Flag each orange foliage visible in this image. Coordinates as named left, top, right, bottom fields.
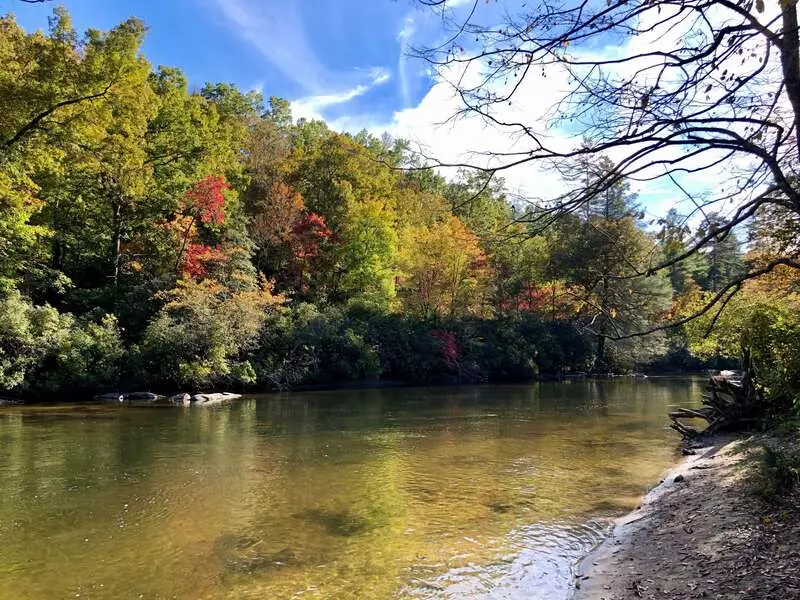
left=249, top=181, right=305, bottom=245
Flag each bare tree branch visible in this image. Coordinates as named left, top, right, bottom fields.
left=413, top=0, right=800, bottom=337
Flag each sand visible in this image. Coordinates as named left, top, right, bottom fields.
left=573, top=436, right=800, bottom=599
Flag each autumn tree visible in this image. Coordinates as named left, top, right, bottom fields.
left=398, top=215, right=490, bottom=318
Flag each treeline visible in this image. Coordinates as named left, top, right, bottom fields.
left=1, top=10, right=784, bottom=398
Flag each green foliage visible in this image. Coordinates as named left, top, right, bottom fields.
left=685, top=287, right=800, bottom=411
left=753, top=440, right=800, bottom=501
left=135, top=279, right=280, bottom=389
left=0, top=291, right=122, bottom=395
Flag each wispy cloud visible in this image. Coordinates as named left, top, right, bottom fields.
left=397, top=15, right=416, bottom=107
left=212, top=0, right=329, bottom=93
left=292, top=68, right=392, bottom=121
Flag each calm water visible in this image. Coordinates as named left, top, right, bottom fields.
left=0, top=379, right=701, bottom=600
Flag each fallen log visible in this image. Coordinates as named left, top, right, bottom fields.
left=668, top=407, right=716, bottom=421
left=670, top=349, right=764, bottom=439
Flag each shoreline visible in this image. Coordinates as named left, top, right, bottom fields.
left=571, top=436, right=737, bottom=598
left=570, top=434, right=800, bottom=599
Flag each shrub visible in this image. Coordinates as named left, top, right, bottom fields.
left=135, top=278, right=280, bottom=389
left=0, top=290, right=123, bottom=396
left=753, top=440, right=800, bottom=501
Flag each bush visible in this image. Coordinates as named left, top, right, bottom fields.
left=686, top=289, right=800, bottom=415
left=753, top=440, right=800, bottom=501
left=0, top=290, right=123, bottom=397
left=134, top=278, right=280, bottom=389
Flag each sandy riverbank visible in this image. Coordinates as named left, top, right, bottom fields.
left=572, top=436, right=800, bottom=599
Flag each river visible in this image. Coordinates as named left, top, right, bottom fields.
left=0, top=378, right=701, bottom=599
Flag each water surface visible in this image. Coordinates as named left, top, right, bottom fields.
left=0, top=378, right=701, bottom=599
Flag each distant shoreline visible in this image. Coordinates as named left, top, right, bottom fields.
left=1, top=372, right=706, bottom=405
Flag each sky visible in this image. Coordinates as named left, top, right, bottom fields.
left=4, top=0, right=764, bottom=222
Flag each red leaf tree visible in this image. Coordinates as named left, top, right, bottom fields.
left=175, top=175, right=230, bottom=274
left=184, top=175, right=228, bottom=225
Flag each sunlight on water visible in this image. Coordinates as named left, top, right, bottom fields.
left=0, top=378, right=701, bottom=599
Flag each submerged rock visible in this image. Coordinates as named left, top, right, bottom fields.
left=123, top=392, right=160, bottom=402
left=297, top=508, right=372, bottom=536
left=215, top=533, right=297, bottom=574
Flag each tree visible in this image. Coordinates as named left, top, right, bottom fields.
left=695, top=213, right=746, bottom=292
left=336, top=197, right=399, bottom=306
left=546, top=159, right=673, bottom=369
left=1, top=12, right=154, bottom=297
left=24, top=15, right=158, bottom=303
left=414, top=0, right=800, bottom=334
left=657, top=209, right=709, bottom=295
left=445, top=169, right=512, bottom=238
left=398, top=215, right=490, bottom=318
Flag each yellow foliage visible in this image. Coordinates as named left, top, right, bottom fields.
left=397, top=215, right=491, bottom=318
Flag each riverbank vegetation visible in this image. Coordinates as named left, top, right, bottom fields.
left=0, top=8, right=796, bottom=400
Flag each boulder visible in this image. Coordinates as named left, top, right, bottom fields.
left=192, top=392, right=242, bottom=406
left=169, top=393, right=192, bottom=405
left=95, top=392, right=124, bottom=402
left=0, top=398, right=24, bottom=406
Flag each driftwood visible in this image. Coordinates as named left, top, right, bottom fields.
left=670, top=351, right=764, bottom=439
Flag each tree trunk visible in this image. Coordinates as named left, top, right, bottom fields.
left=111, top=198, right=122, bottom=290
left=782, top=3, right=800, bottom=161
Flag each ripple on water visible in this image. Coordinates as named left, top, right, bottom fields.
left=403, top=519, right=610, bottom=600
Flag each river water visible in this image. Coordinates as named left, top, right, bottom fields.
left=0, top=378, right=701, bottom=599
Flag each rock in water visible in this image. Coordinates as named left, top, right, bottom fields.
left=0, top=398, right=24, bottom=406
left=168, top=393, right=191, bottom=405
left=191, top=392, right=242, bottom=406
left=123, top=392, right=160, bottom=402
left=95, top=392, right=124, bottom=402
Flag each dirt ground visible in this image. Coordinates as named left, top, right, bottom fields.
left=573, top=436, right=800, bottom=600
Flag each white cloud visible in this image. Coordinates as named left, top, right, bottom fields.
left=397, top=15, right=416, bottom=107
left=325, top=2, right=782, bottom=223
left=325, top=53, right=578, bottom=204
left=292, top=68, right=392, bottom=122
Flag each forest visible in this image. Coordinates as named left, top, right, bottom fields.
left=0, top=9, right=797, bottom=401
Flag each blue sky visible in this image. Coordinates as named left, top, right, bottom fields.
left=7, top=0, right=451, bottom=127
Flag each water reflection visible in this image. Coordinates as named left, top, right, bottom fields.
left=0, top=378, right=702, bottom=599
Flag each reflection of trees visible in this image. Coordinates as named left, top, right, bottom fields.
left=0, top=382, right=701, bottom=598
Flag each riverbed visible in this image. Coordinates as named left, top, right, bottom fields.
left=0, top=379, right=701, bottom=599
